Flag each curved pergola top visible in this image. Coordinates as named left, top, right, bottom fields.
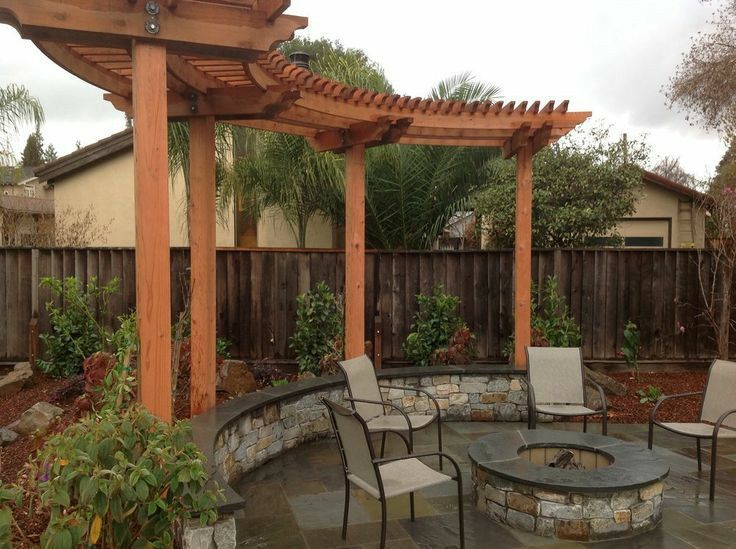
left=0, top=0, right=589, bottom=157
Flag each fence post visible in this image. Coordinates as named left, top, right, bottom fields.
left=28, top=313, right=38, bottom=367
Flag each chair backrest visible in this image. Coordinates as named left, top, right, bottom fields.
left=339, top=355, right=384, bottom=419
left=701, top=359, right=736, bottom=429
left=526, top=347, right=585, bottom=405
left=322, top=398, right=381, bottom=495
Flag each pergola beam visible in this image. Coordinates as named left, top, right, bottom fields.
left=189, top=115, right=217, bottom=417
left=132, top=41, right=172, bottom=421
left=344, top=145, right=366, bottom=359
left=253, top=0, right=290, bottom=22
left=0, top=0, right=306, bottom=59
left=104, top=86, right=301, bottom=120
left=309, top=117, right=412, bottom=153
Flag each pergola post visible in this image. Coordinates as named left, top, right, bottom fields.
left=132, top=41, right=172, bottom=422
left=189, top=115, right=217, bottom=416
left=513, top=140, right=533, bottom=370
left=344, top=144, right=366, bottom=360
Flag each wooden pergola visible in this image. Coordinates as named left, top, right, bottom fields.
left=0, top=0, right=590, bottom=421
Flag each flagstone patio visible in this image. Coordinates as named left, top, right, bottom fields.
left=232, top=422, right=736, bottom=548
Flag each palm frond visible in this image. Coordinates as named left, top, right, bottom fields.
left=0, top=84, right=44, bottom=140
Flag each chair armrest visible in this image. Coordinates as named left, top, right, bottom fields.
left=378, top=384, right=441, bottom=414
left=527, top=381, right=536, bottom=411
left=584, top=378, right=607, bottom=412
left=373, top=451, right=462, bottom=480
left=650, top=391, right=704, bottom=425
left=713, top=409, right=736, bottom=439
left=345, top=397, right=413, bottom=432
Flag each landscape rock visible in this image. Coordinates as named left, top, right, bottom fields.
left=14, top=402, right=64, bottom=435
left=585, top=368, right=627, bottom=396
left=585, top=386, right=607, bottom=410
left=0, top=362, right=34, bottom=397
left=217, top=360, right=257, bottom=396
left=0, top=427, right=18, bottom=446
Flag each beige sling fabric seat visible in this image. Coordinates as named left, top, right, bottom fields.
left=321, top=398, right=464, bottom=549
left=339, top=355, right=443, bottom=466
left=526, top=347, right=608, bottom=435
left=648, top=359, right=736, bottom=500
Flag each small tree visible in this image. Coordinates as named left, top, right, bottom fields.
left=476, top=126, right=647, bottom=248
left=21, top=126, right=44, bottom=167
left=696, top=188, right=736, bottom=359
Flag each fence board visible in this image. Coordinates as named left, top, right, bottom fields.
left=2, top=248, right=736, bottom=364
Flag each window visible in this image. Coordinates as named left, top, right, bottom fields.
left=24, top=185, right=35, bottom=198
left=624, top=236, right=664, bottom=247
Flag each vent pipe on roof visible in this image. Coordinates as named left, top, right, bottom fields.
left=289, top=51, right=311, bottom=70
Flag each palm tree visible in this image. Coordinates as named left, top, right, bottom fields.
left=357, top=73, right=501, bottom=249
left=223, top=38, right=392, bottom=248
left=0, top=83, right=44, bottom=164
left=229, top=131, right=343, bottom=248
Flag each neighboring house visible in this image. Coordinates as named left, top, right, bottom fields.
left=615, top=170, right=705, bottom=248
left=34, top=129, right=337, bottom=249
left=0, top=171, right=55, bottom=246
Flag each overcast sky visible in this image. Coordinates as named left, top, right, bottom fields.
left=0, top=0, right=725, bottom=180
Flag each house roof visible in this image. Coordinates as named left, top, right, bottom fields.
left=642, top=170, right=703, bottom=201
left=0, top=195, right=54, bottom=215
left=35, top=128, right=132, bottom=183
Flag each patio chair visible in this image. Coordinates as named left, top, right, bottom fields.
left=648, top=359, right=736, bottom=500
left=321, top=397, right=464, bottom=549
left=338, top=355, right=443, bottom=468
left=526, top=347, right=608, bottom=435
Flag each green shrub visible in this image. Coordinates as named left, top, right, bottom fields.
left=637, top=385, right=663, bottom=404
left=32, top=364, right=220, bottom=549
left=0, top=484, right=22, bottom=547
left=532, top=276, right=582, bottom=347
left=503, top=276, right=581, bottom=357
left=38, top=276, right=120, bottom=378
left=290, top=282, right=344, bottom=375
left=621, top=320, right=641, bottom=379
left=404, top=285, right=468, bottom=367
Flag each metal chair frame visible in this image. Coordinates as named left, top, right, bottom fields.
left=526, top=347, right=608, bottom=435
left=648, top=360, right=736, bottom=500
left=321, top=397, right=464, bottom=549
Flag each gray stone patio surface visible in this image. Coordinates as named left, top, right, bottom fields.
left=233, top=422, right=736, bottom=548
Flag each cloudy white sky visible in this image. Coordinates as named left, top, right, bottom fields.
left=0, top=0, right=726, bottom=179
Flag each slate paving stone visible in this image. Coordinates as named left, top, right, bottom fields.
left=235, top=513, right=306, bottom=548
left=235, top=422, right=736, bottom=548
left=290, top=491, right=374, bottom=530
left=301, top=521, right=409, bottom=548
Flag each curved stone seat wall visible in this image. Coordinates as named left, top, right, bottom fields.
left=191, top=365, right=528, bottom=514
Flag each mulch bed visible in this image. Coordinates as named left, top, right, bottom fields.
left=0, top=366, right=708, bottom=545
left=568, top=370, right=707, bottom=424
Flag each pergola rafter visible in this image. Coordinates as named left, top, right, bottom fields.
left=0, top=0, right=591, bottom=421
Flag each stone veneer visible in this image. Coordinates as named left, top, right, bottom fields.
left=469, top=430, right=669, bottom=542
left=473, top=470, right=664, bottom=541
left=185, top=366, right=527, bottom=548
left=213, top=371, right=528, bottom=485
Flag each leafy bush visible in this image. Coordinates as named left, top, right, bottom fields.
left=0, top=484, right=22, bottom=547
left=503, top=276, right=581, bottom=357
left=404, top=285, right=471, bottom=367
left=637, top=385, right=663, bottom=404
left=31, top=364, right=220, bottom=548
left=621, top=321, right=641, bottom=379
left=38, top=276, right=120, bottom=378
left=290, top=282, right=344, bottom=375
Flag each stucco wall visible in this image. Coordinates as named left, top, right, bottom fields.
left=52, top=150, right=235, bottom=247
left=256, top=207, right=335, bottom=248
left=618, top=181, right=705, bottom=247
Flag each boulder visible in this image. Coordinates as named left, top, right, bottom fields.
left=585, top=367, right=627, bottom=396
left=585, top=385, right=607, bottom=411
left=0, top=362, right=34, bottom=397
left=217, top=360, right=257, bottom=397
left=14, top=402, right=64, bottom=435
left=0, top=427, right=18, bottom=446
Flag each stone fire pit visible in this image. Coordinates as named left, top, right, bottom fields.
left=469, top=430, right=669, bottom=542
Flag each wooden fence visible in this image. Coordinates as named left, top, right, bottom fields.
left=0, top=248, right=722, bottom=364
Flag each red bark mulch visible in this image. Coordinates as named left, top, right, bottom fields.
left=569, top=371, right=707, bottom=424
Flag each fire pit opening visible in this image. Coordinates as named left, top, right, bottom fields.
left=518, top=444, right=614, bottom=470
